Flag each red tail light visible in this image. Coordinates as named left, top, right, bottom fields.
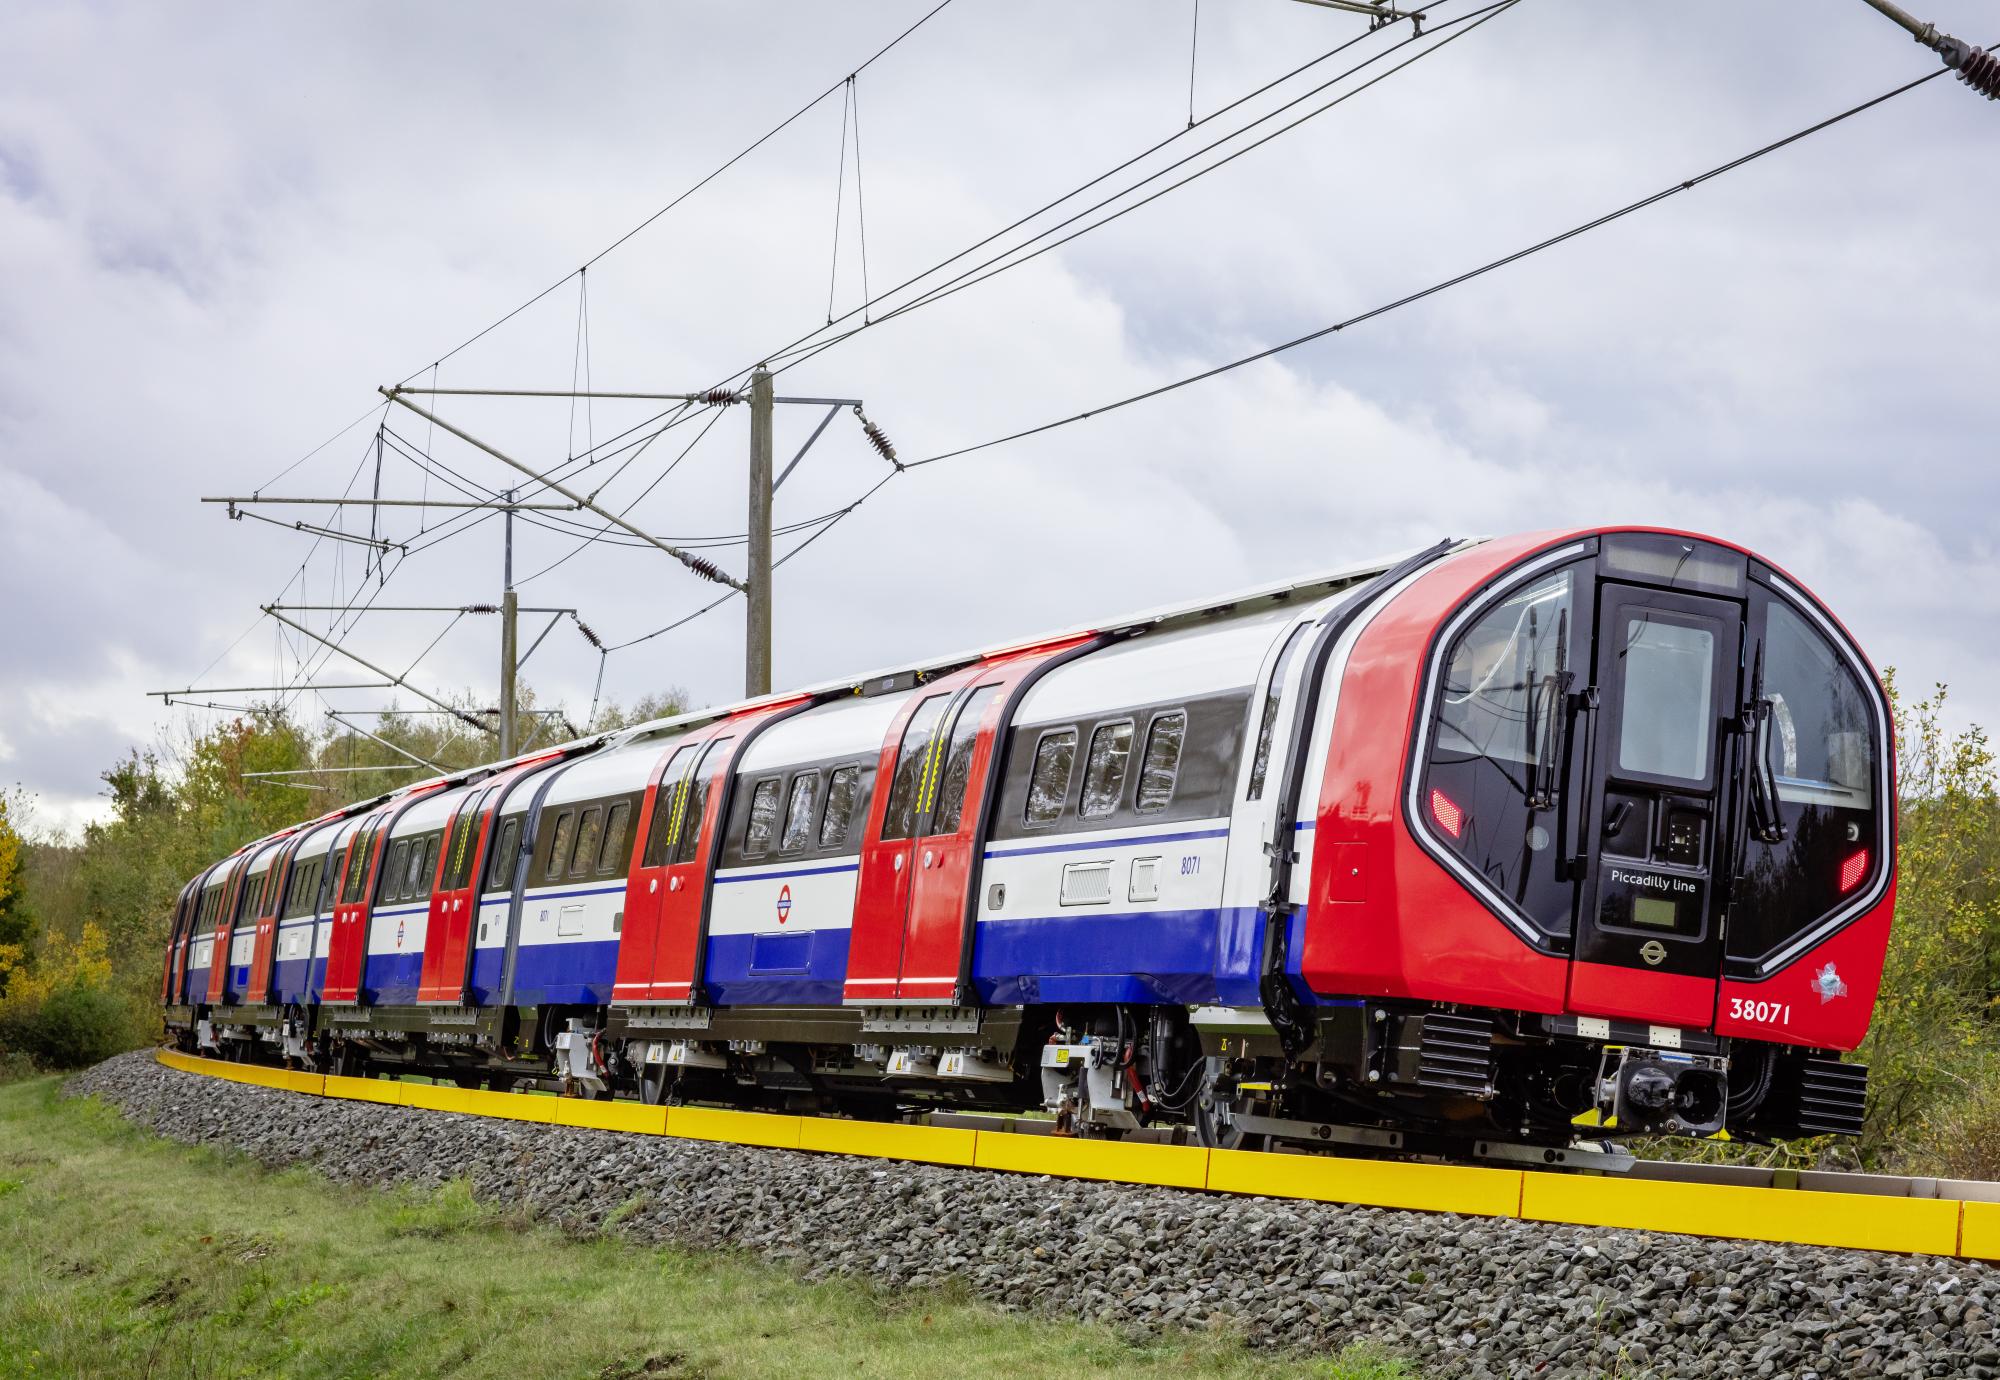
left=1429, top=788, right=1464, bottom=839
left=1839, top=850, right=1869, bottom=893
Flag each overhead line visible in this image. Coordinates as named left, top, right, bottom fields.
left=907, top=60, right=1958, bottom=471
left=391, top=0, right=961, bottom=388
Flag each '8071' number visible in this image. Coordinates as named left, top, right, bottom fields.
left=1728, top=997, right=1791, bottom=1026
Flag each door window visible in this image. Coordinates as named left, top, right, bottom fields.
left=643, top=745, right=701, bottom=868
left=930, top=686, right=1001, bottom=835
left=1248, top=627, right=1308, bottom=800
left=882, top=696, right=951, bottom=841
left=672, top=738, right=735, bottom=865
left=1615, top=616, right=1716, bottom=783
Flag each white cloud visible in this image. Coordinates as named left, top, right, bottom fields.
left=0, top=0, right=1995, bottom=839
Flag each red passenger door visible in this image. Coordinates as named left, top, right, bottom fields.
left=163, top=881, right=196, bottom=1003
left=418, top=786, right=494, bottom=1003
left=847, top=641, right=1088, bottom=1004
left=203, top=855, right=250, bottom=1005
left=615, top=702, right=801, bottom=1005
left=611, top=737, right=700, bottom=1004
left=843, top=685, right=961, bottom=1004
left=242, top=837, right=297, bottom=1005
left=322, top=813, right=390, bottom=1004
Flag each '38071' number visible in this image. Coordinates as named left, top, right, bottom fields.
left=1728, top=997, right=1791, bottom=1026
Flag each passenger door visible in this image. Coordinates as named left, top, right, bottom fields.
left=418, top=786, right=496, bottom=1003
left=321, top=814, right=389, bottom=1004
left=1568, top=583, right=1743, bottom=1026
left=202, top=855, right=251, bottom=1006
left=611, top=738, right=698, bottom=1004
left=242, top=838, right=297, bottom=1006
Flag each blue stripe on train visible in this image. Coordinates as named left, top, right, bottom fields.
left=971, top=905, right=1266, bottom=1006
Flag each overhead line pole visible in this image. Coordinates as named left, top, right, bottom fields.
left=500, top=489, right=519, bottom=758
left=747, top=367, right=774, bottom=697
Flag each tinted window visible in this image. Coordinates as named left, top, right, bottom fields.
left=673, top=738, right=734, bottom=866
left=1025, top=729, right=1077, bottom=827
left=416, top=835, right=440, bottom=899
left=570, top=807, right=603, bottom=878
left=1763, top=601, right=1874, bottom=809
left=444, top=799, right=485, bottom=889
left=283, top=859, right=320, bottom=919
left=401, top=837, right=426, bottom=899
left=486, top=816, right=522, bottom=892
left=745, top=778, right=782, bottom=857
left=1080, top=719, right=1134, bottom=820
left=340, top=828, right=373, bottom=904
left=1248, top=627, right=1308, bottom=800
left=384, top=840, right=410, bottom=901
left=1616, top=616, right=1715, bottom=782
left=821, top=765, right=861, bottom=849
left=1424, top=567, right=1578, bottom=940
left=599, top=801, right=632, bottom=874
left=883, top=695, right=951, bottom=840
left=545, top=812, right=575, bottom=882
left=931, top=686, right=1000, bottom=836
left=1136, top=711, right=1186, bottom=813
left=643, top=744, right=701, bottom=868
left=781, top=774, right=819, bottom=853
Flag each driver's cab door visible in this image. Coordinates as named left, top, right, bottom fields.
left=1568, top=578, right=1743, bottom=1027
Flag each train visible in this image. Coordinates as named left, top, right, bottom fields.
left=160, top=527, right=1891, bottom=1158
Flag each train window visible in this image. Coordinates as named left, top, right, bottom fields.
left=821, top=765, right=862, bottom=848
left=486, top=816, right=522, bottom=892
left=644, top=744, right=702, bottom=868
left=1615, top=616, right=1715, bottom=783
left=1422, top=566, right=1580, bottom=939
left=1080, top=719, right=1134, bottom=820
left=545, top=812, right=575, bottom=882
left=1136, top=711, right=1186, bottom=813
left=570, top=807, right=604, bottom=879
left=339, top=828, right=373, bottom=905
left=417, top=835, right=441, bottom=899
left=1248, top=627, right=1308, bottom=801
left=931, top=686, right=1000, bottom=836
left=1025, top=728, right=1078, bottom=828
left=598, top=801, right=632, bottom=874
left=745, top=779, right=783, bottom=857
left=445, top=801, right=483, bottom=890
left=1729, top=590, right=1884, bottom=968
left=398, top=837, right=422, bottom=898
left=383, top=840, right=411, bottom=901
left=780, top=773, right=819, bottom=853
left=1761, top=602, right=1874, bottom=810
left=673, top=738, right=735, bottom=866
left=883, top=695, right=952, bottom=841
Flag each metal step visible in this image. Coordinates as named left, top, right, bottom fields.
left=1416, top=1010, right=1496, bottom=1099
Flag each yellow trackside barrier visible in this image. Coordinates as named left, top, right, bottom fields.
left=321, top=1073, right=408, bottom=1105
left=797, top=1117, right=978, bottom=1168
left=1519, top=1172, right=1962, bottom=1257
left=1207, top=1147, right=1524, bottom=1220
left=973, top=1129, right=1210, bottom=1190
left=557, top=1099, right=669, bottom=1137
left=1960, top=1201, right=2000, bottom=1262
left=665, top=1105, right=803, bottom=1150
left=153, top=1050, right=2000, bottom=1262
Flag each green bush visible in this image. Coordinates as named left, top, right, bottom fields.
left=0, top=981, right=142, bottom=1070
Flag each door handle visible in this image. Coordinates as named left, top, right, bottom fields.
left=1561, top=687, right=1600, bottom=880
left=922, top=850, right=935, bottom=869
left=649, top=878, right=659, bottom=894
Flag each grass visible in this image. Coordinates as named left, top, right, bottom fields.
left=0, top=1077, right=1414, bottom=1380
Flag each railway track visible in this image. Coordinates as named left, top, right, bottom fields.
left=154, top=1048, right=2000, bottom=1262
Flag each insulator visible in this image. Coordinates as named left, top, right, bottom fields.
left=463, top=603, right=498, bottom=614
left=704, top=387, right=738, bottom=406
left=684, top=552, right=730, bottom=587
left=855, top=410, right=904, bottom=471
left=574, top=618, right=603, bottom=649
left=1956, top=45, right=2000, bottom=100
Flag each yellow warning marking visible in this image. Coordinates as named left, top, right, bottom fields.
left=1520, top=1173, right=1961, bottom=1256
left=557, top=1099, right=669, bottom=1136
left=666, top=1105, right=802, bottom=1150
left=974, top=1130, right=1209, bottom=1190
left=1207, top=1147, right=1522, bottom=1219
left=798, top=1117, right=978, bottom=1167
left=1958, top=1200, right=2000, bottom=1261
left=153, top=1051, right=1993, bottom=1262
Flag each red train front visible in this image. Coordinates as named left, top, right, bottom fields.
left=1266, top=528, right=1890, bottom=1148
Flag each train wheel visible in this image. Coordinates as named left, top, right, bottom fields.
left=637, top=1063, right=669, bottom=1106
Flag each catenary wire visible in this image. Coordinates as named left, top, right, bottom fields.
left=906, top=61, right=1958, bottom=471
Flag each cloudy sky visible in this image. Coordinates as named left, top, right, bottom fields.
left=1, top=1, right=1993, bottom=833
